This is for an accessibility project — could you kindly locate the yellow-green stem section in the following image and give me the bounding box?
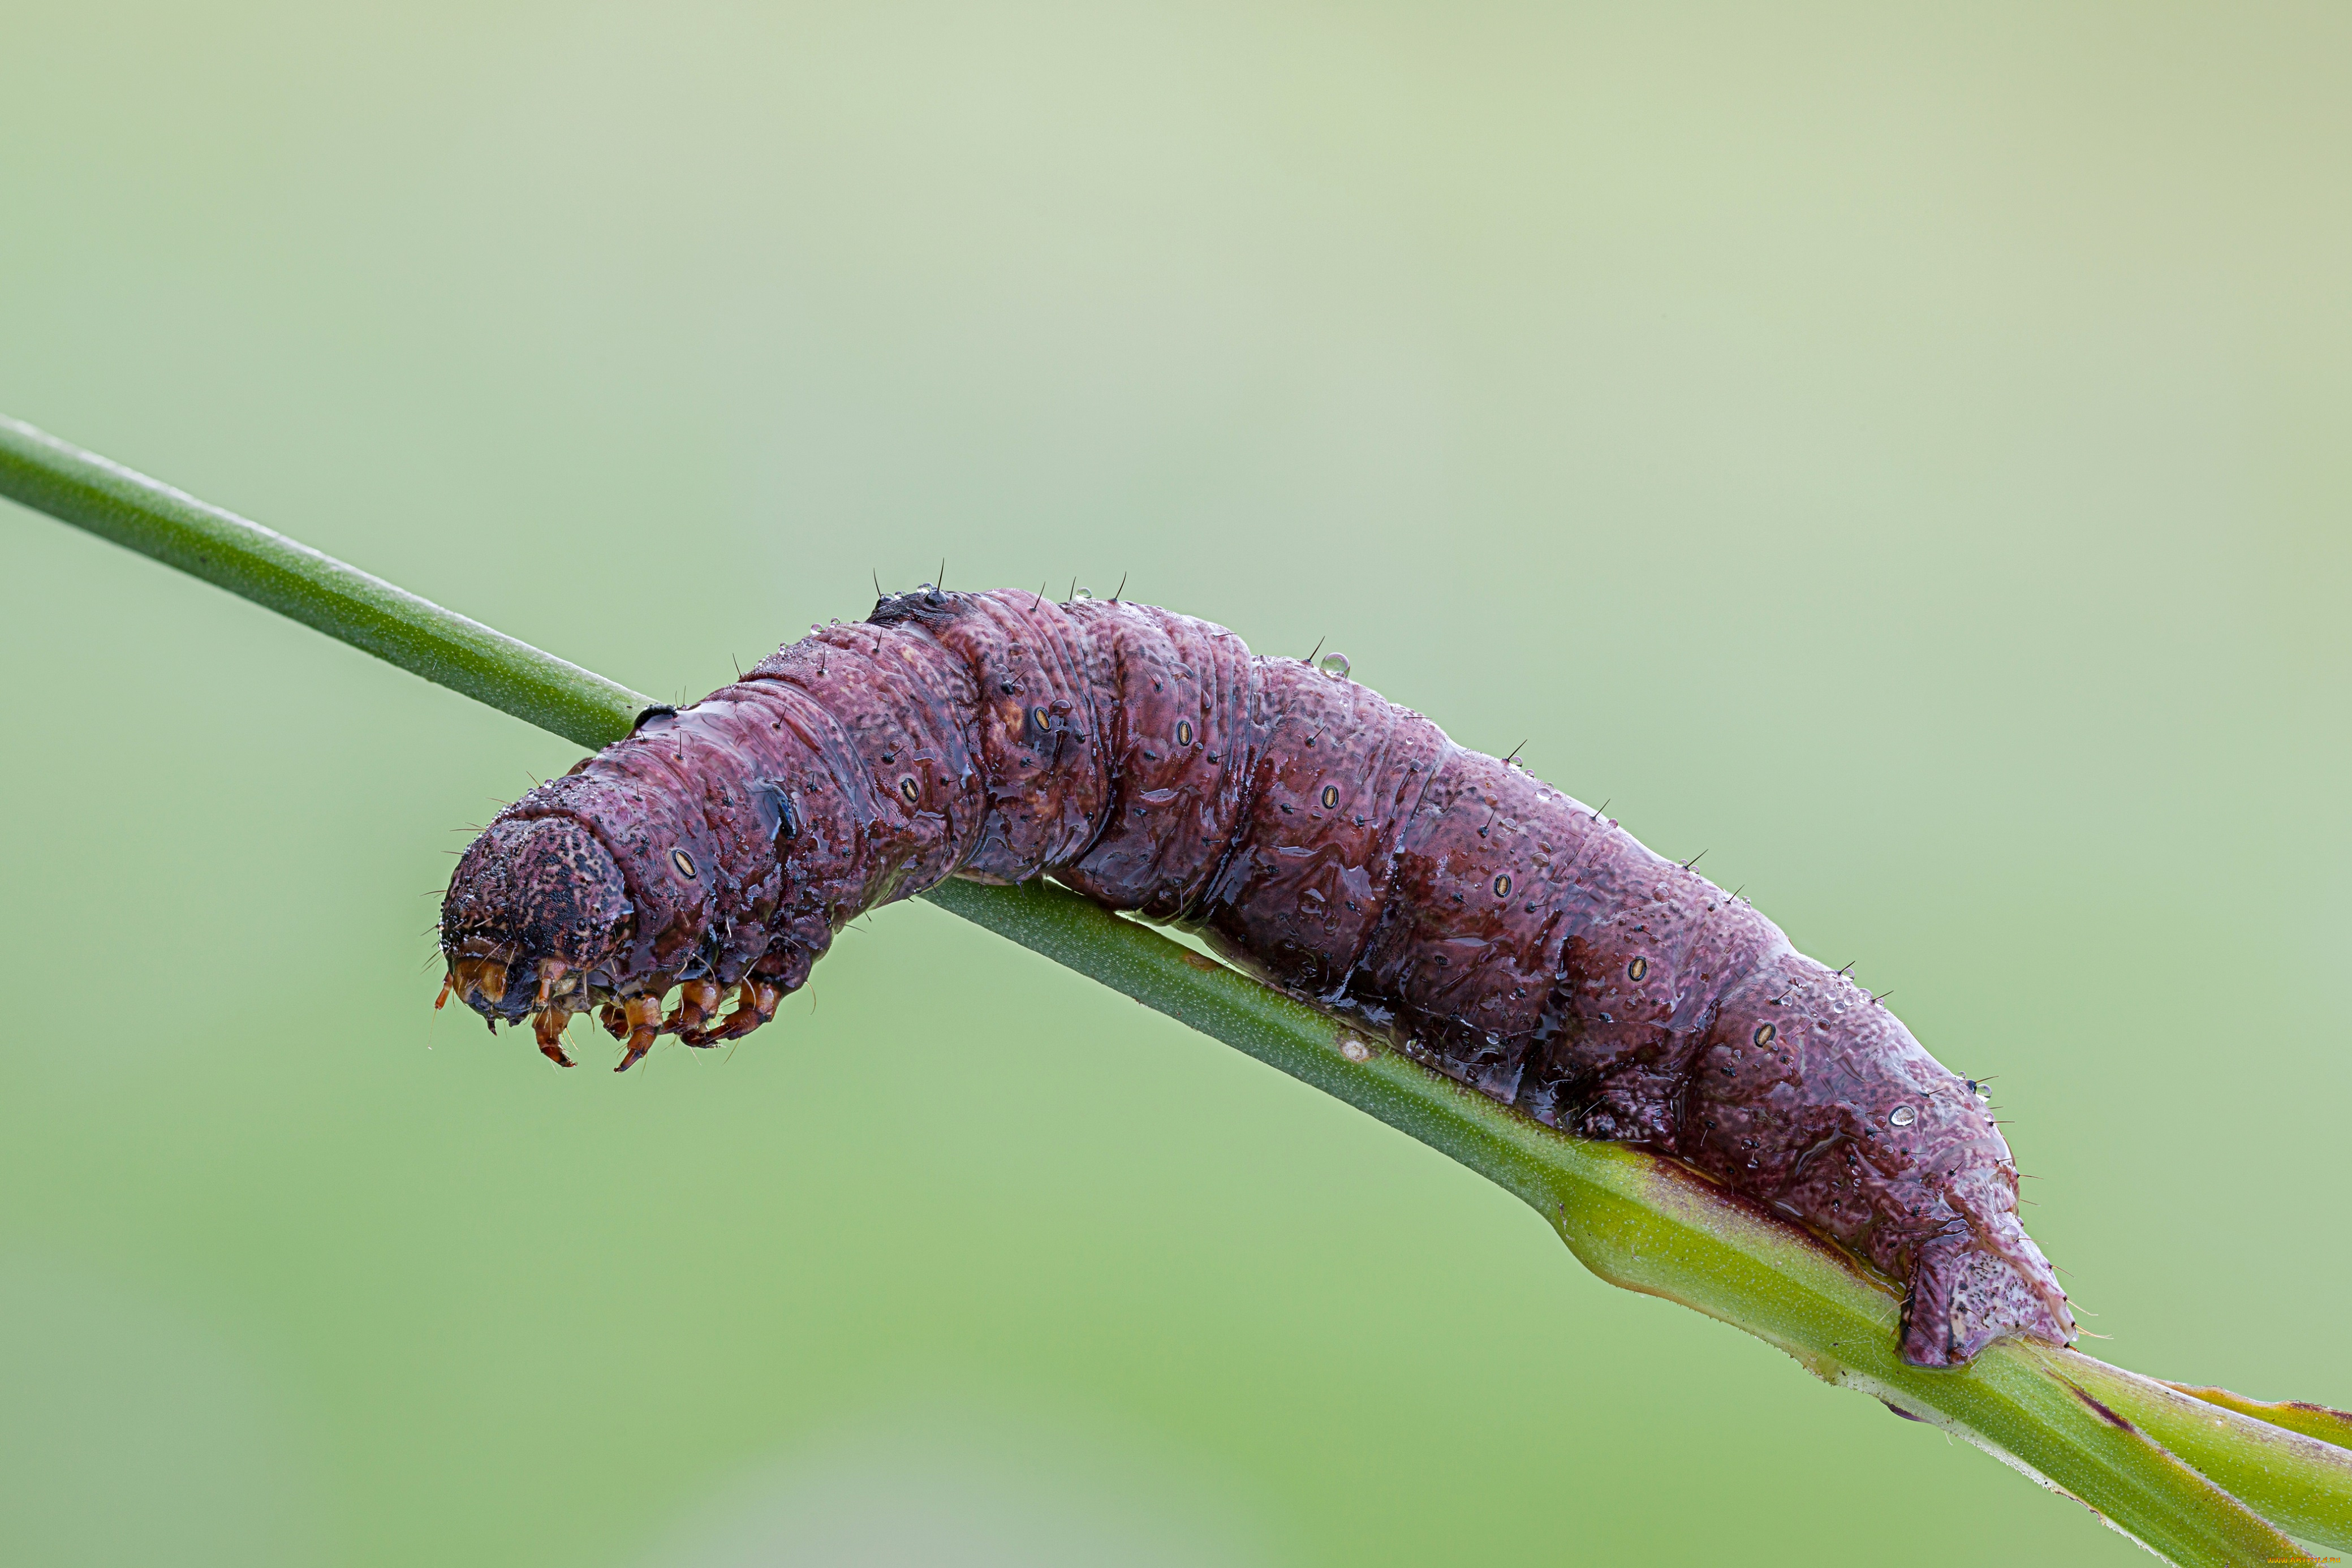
[6,412,2346,1565]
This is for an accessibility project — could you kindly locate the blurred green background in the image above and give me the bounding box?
[3,3,2346,1563]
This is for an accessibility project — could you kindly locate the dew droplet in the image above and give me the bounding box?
[1889,1105,1916,1127]
[1318,651,1351,678]
[1072,585,1094,600]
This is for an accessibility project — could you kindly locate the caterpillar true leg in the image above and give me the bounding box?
[615,996,663,1073]
[532,1007,576,1068]
[680,980,782,1047]
[666,979,725,1037]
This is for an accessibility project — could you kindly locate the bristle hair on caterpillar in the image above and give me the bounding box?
[439,585,2074,1368]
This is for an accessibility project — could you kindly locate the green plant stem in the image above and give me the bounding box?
[0,417,641,748]
[2161,1382,2352,1451]
[7,413,2346,1565]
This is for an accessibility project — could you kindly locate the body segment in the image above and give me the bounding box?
[440,587,2073,1367]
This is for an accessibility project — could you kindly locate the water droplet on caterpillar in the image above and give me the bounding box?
[1318,651,1351,678]
[1889,1105,1916,1127]
[1072,585,1094,600]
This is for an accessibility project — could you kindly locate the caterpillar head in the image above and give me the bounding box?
[437,815,631,1035]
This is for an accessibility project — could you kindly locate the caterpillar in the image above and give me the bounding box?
[438,586,2074,1368]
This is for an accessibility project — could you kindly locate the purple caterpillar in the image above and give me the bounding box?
[438,587,2074,1367]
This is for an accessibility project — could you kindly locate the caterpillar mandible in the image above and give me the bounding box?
[437,587,2074,1369]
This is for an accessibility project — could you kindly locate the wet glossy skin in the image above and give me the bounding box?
[440,587,2074,1368]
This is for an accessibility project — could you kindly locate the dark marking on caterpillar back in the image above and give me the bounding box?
[438,588,2075,1368]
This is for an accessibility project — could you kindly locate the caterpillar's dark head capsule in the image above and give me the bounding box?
[437,815,631,1034]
